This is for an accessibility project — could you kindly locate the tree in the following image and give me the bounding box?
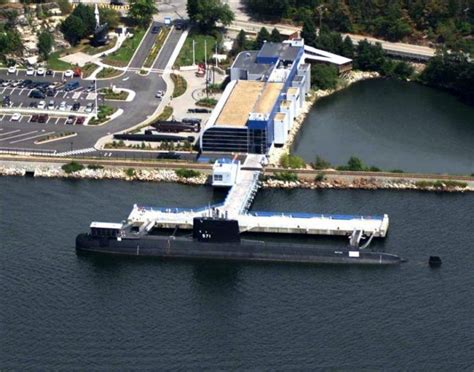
[129,0,158,27]
[187,0,234,32]
[60,15,86,45]
[301,16,316,47]
[354,40,386,71]
[341,36,354,59]
[71,3,95,35]
[57,0,72,15]
[270,27,282,42]
[232,29,250,55]
[37,31,54,60]
[255,27,270,49]
[99,8,120,29]
[0,26,22,57]
[311,64,339,90]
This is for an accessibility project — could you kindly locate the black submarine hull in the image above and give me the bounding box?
[76,234,401,265]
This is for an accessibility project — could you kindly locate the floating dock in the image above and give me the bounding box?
[127,155,390,238]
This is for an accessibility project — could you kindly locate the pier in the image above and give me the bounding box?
[127,155,390,238]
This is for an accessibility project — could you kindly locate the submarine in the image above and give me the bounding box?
[76,216,402,265]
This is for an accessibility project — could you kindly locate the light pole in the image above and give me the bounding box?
[192,39,196,66]
[316,5,326,35]
[94,79,98,119]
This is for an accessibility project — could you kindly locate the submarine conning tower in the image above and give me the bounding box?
[126,154,390,239]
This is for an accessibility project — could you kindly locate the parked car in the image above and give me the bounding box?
[37,67,46,76]
[37,100,46,109]
[46,69,53,76]
[73,67,81,77]
[64,80,80,91]
[29,90,46,99]
[151,25,160,34]
[38,114,49,123]
[2,96,11,107]
[1,80,9,87]
[7,65,17,74]
[46,89,56,97]
[11,113,22,121]
[155,90,164,98]
[85,103,94,113]
[29,101,38,108]
[59,101,67,111]
[64,70,74,78]
[30,114,39,123]
[66,116,75,125]
[48,100,55,110]
[10,80,20,87]
[76,116,85,125]
[72,102,81,111]
[26,67,35,76]
[188,107,211,113]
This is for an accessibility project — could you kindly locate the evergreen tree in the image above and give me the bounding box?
[232,29,249,54]
[270,27,282,42]
[301,16,316,47]
[341,36,354,58]
[255,27,270,49]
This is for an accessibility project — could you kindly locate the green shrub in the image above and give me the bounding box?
[390,169,404,173]
[62,161,84,174]
[271,172,298,182]
[312,155,331,170]
[368,166,381,172]
[279,153,305,169]
[315,172,325,182]
[87,164,104,170]
[175,168,201,178]
[125,168,135,177]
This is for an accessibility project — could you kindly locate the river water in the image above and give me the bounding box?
[1,177,473,370]
[292,79,474,175]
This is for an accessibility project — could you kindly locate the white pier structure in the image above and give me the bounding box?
[127,156,390,238]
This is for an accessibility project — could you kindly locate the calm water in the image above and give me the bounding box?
[292,79,474,174]
[1,177,473,370]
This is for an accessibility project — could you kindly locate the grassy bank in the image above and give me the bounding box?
[143,28,170,68]
[47,52,74,71]
[175,30,219,67]
[171,73,187,98]
[103,28,146,67]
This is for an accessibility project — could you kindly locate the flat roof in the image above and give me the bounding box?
[216,81,265,127]
[254,82,284,113]
[90,222,123,229]
[232,51,274,77]
[258,43,300,62]
[287,87,298,95]
[275,112,286,121]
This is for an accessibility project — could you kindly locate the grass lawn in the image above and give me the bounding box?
[81,63,98,78]
[47,52,74,71]
[103,28,146,67]
[175,30,219,67]
[171,73,187,98]
[88,105,117,125]
[143,28,170,68]
[96,67,122,79]
[196,97,217,107]
[101,88,128,100]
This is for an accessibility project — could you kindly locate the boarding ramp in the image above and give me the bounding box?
[219,170,260,218]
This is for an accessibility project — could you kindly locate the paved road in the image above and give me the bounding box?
[129,22,161,69]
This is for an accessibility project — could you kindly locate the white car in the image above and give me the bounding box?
[26,67,35,76]
[38,100,46,109]
[85,103,94,113]
[59,101,67,111]
[37,67,46,76]
[11,113,22,121]
[155,90,164,98]
[7,66,17,74]
[48,100,55,110]
[64,70,74,78]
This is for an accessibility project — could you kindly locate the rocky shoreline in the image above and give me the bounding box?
[263,176,473,193]
[1,163,472,193]
[0,164,208,185]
